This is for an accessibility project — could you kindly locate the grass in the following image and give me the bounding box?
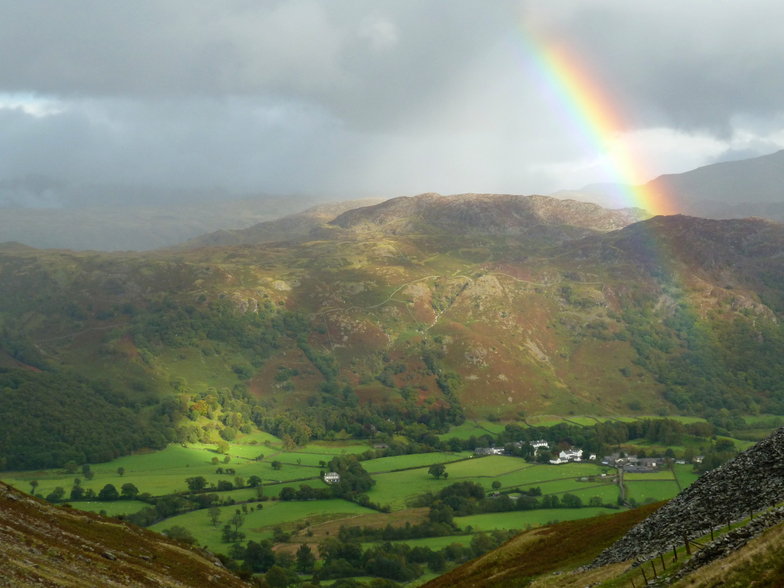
[361,534,475,552]
[425,504,663,588]
[151,499,376,555]
[673,464,701,489]
[457,507,619,531]
[74,500,149,516]
[625,480,680,504]
[624,470,675,480]
[0,443,323,499]
[361,452,473,473]
[564,484,620,504]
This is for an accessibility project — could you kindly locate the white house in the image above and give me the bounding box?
[531,440,549,449]
[550,448,583,464]
[324,472,341,483]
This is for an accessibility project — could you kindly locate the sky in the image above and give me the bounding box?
[2,0,784,208]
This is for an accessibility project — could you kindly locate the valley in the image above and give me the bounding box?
[3,193,784,586]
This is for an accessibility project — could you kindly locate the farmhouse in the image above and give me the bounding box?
[549,448,583,464]
[323,472,341,483]
[475,447,505,456]
[531,440,549,449]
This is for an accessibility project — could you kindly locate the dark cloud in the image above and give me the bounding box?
[0,1,783,204]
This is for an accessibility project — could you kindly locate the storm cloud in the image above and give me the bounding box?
[1,0,783,206]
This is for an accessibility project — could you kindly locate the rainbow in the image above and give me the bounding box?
[516,26,675,216]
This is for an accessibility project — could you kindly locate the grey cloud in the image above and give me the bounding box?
[1,1,784,205]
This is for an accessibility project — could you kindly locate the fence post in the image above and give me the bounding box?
[660,552,667,571]
[641,567,648,584]
[651,560,657,579]
[684,535,691,556]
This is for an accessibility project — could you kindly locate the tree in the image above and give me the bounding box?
[121,483,139,500]
[282,434,296,451]
[265,566,289,588]
[163,526,197,545]
[70,485,85,500]
[234,476,245,489]
[428,464,446,479]
[45,487,65,502]
[248,475,262,488]
[229,512,245,534]
[296,544,316,573]
[29,480,38,495]
[271,460,283,470]
[208,506,222,526]
[491,481,502,491]
[98,484,120,501]
[244,540,276,573]
[186,476,208,491]
[117,467,125,477]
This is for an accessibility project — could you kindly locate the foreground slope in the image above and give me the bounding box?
[0,482,248,588]
[422,503,661,588]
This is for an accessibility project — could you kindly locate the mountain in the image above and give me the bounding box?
[647,149,784,208]
[0,482,249,588]
[176,198,386,249]
[553,150,784,221]
[4,197,784,470]
[329,193,649,241]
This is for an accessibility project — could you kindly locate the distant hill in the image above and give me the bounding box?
[176,198,386,249]
[553,150,784,221]
[330,193,649,241]
[647,149,784,208]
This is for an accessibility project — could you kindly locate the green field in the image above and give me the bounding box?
[457,507,616,531]
[624,470,675,481]
[625,480,680,504]
[151,499,375,555]
[0,443,323,499]
[75,500,150,516]
[361,534,474,551]
[296,442,372,455]
[564,483,620,504]
[362,452,473,474]
[437,421,495,441]
[673,464,701,489]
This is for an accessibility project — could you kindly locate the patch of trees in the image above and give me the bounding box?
[0,368,167,471]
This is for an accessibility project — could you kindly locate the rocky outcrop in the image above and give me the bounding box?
[590,427,784,567]
[330,193,649,240]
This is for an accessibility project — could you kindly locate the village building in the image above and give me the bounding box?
[323,472,341,483]
[474,447,505,456]
[549,448,583,464]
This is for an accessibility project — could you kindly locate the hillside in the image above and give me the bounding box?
[3,198,784,470]
[554,150,784,222]
[330,193,649,241]
[177,197,386,248]
[0,481,249,588]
